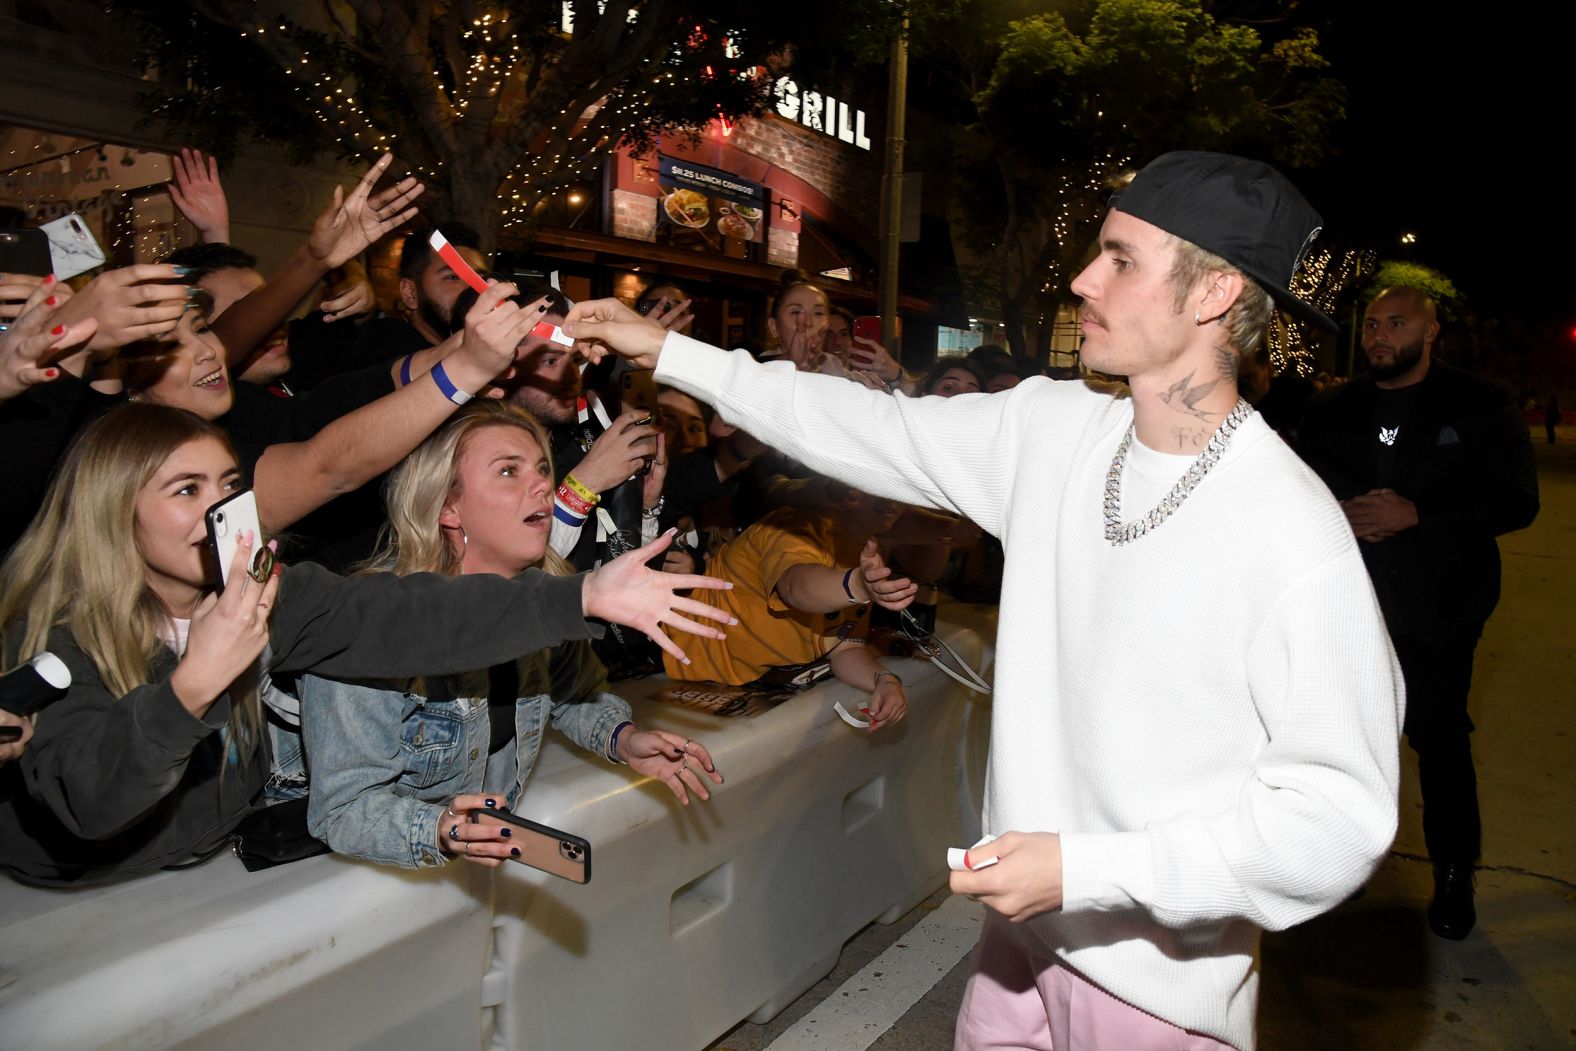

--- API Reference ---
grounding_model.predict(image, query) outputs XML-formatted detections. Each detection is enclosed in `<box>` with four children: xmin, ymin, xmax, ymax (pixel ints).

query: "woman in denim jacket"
<box><xmin>301</xmin><ymin>402</ymin><xmax>725</xmax><ymax>868</ymax></box>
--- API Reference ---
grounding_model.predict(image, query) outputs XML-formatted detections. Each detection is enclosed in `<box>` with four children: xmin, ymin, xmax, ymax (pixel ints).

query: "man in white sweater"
<box><xmin>564</xmin><ymin>152</ymin><xmax>1404</xmax><ymax>1051</ymax></box>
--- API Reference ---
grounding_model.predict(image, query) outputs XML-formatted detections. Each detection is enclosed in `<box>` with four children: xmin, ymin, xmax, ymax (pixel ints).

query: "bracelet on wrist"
<box><xmin>608</xmin><ymin>720</ymin><xmax>635</xmax><ymax>764</ymax></box>
<box><xmin>642</xmin><ymin>494</ymin><xmax>665</xmax><ymax>519</ymax></box>
<box><xmin>429</xmin><ymin>361</ymin><xmax>471</xmax><ymax>405</ymax></box>
<box><xmin>557</xmin><ymin>483</ymin><xmax>595</xmax><ymax>517</ymax></box>
<box><xmin>873</xmin><ymin>670</ymin><xmax>903</xmax><ymax>689</ymax></box>
<box><xmin>841</xmin><ymin>567</ymin><xmax>860</xmax><ymax>604</ymax></box>
<box><xmin>399</xmin><ymin>353</ymin><xmax>415</xmax><ymax>387</ymax></box>
<box><xmin>563</xmin><ymin>472</ymin><xmax>600</xmax><ymax>505</ymax></box>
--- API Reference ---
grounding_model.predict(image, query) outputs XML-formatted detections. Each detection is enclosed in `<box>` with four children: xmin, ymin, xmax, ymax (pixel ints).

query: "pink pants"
<box><xmin>954</xmin><ymin>912</ymin><xmax>1235</xmax><ymax>1050</ymax></box>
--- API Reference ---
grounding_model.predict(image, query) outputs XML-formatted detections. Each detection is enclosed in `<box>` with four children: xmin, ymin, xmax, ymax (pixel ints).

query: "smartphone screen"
<box><xmin>0</xmin><ymin>229</ymin><xmax>52</xmax><ymax>278</ymax></box>
<box><xmin>470</xmin><ymin>809</ymin><xmax>592</xmax><ymax>883</ymax></box>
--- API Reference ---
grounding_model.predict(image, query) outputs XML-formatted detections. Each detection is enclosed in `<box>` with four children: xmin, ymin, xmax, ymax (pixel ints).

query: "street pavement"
<box><xmin>714</xmin><ymin>429</ymin><xmax>1576</xmax><ymax>1051</ymax></box>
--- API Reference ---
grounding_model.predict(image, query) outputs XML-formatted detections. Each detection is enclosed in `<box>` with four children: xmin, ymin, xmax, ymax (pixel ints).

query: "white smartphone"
<box><xmin>38</xmin><ymin>213</ymin><xmax>107</xmax><ymax>280</ymax></box>
<box><xmin>204</xmin><ymin>489</ymin><xmax>271</xmax><ymax>588</ymax></box>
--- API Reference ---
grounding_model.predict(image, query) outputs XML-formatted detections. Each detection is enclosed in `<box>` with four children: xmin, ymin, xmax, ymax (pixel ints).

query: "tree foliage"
<box><xmin>114</xmin><ymin>0</ymin><xmax>908</xmax><ymax>249</ymax></box>
<box><xmin>913</xmin><ymin>0</ymin><xmax>1346</xmax><ymax>356</ymax></box>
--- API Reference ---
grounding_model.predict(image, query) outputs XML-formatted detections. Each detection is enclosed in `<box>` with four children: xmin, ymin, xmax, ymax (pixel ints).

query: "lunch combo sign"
<box><xmin>656</xmin><ymin>155</ymin><xmax>768</xmax><ymax>244</ymax></box>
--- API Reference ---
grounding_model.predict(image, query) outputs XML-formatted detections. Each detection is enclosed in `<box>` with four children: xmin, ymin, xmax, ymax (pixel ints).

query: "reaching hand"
<box><xmin>617</xmin><ymin>729</ymin><xmax>723</xmax><ymax>805</ymax></box>
<box><xmin>0</xmin><ymin>278</ymin><xmax>98</xmax><ymax>400</ymax></box>
<box><xmin>50</xmin><ymin>264</ymin><xmax>192</xmax><ymax>355</ymax></box>
<box><xmin>848</xmin><ymin>335</ymin><xmax>903</xmax><ymax>387</ymax></box>
<box><xmin>572</xmin><ymin>409</ymin><xmax>659</xmax><ymax>495</ymax></box>
<box><xmin>581</xmin><ymin>528</ymin><xmax>736</xmax><ymax>665</ymax></box>
<box><xmin>858</xmin><ymin>538</ymin><xmax>918</xmax><ymax>611</ymax></box>
<box><xmin>307</xmin><ymin>153</ymin><xmax>425</xmax><ymax>270</ymax></box>
<box><xmin>865</xmin><ymin>677</ymin><xmax>908</xmax><ymax>731</ymax></box>
<box><xmin>442</xmin><ymin>284</ymin><xmax>545</xmax><ymax>395</ymax></box>
<box><xmin>646</xmin><ymin>296</ymin><xmax>694</xmax><ymax>334</ymax></box>
<box><xmin>0</xmin><ymin>710</ymin><xmax>33</xmax><ymax>765</ymax></box>
<box><xmin>167</xmin><ymin>147</ymin><xmax>231</xmax><ymax>243</ymax></box>
<box><xmin>562</xmin><ymin>298</ymin><xmax>669</xmax><ymax>370</ymax></box>
<box><xmin>319</xmin><ymin>263</ymin><xmax>376</xmax><ymax>322</ymax></box>
<box><xmin>641</xmin><ymin>433</ymin><xmax>668</xmax><ymax>510</ymax></box>
<box><xmin>169</xmin><ymin>534</ymin><xmax>281</xmax><ymax>717</ymax></box>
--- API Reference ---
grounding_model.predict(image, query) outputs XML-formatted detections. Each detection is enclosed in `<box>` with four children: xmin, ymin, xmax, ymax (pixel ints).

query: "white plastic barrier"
<box><xmin>487</xmin><ymin>618</ymin><xmax>993</xmax><ymax>1051</ymax></box>
<box><xmin>0</xmin><ymin>851</ymin><xmax>493</xmax><ymax>1050</ymax></box>
<box><xmin>0</xmin><ymin>615</ymin><xmax>995</xmax><ymax>1051</ymax></box>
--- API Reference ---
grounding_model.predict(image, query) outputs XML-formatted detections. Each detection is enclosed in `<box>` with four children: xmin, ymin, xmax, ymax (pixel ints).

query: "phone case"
<box><xmin>470</xmin><ymin>809</ymin><xmax>592</xmax><ymax>883</ymax></box>
<box><xmin>620</xmin><ymin>369</ymin><xmax>659</xmax><ymax>413</ymax></box>
<box><xmin>0</xmin><ymin>228</ymin><xmax>53</xmax><ymax>278</ymax></box>
<box><xmin>853</xmin><ymin>317</ymin><xmax>883</xmax><ymax>343</ymax></box>
<box><xmin>205</xmin><ymin>489</ymin><xmax>263</xmax><ymax>587</ymax></box>
<box><xmin>38</xmin><ymin>214</ymin><xmax>106</xmax><ymax>280</ymax></box>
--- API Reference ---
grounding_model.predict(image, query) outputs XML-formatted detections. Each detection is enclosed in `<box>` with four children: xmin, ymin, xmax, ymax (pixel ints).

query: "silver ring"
<box><xmin>446</xmin><ymin>806</ymin><xmax>457</xmax><ymax>819</ymax></box>
<box><xmin>682</xmin><ymin>739</ymin><xmax>692</xmax><ymax>753</ymax></box>
<box><xmin>463</xmin><ymin>841</ymin><xmax>472</xmax><ymax>856</ymax></box>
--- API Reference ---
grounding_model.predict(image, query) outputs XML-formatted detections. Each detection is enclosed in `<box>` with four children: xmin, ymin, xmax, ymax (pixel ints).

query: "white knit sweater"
<box><xmin>657</xmin><ymin>333</ymin><xmax>1403</xmax><ymax>1051</ymax></box>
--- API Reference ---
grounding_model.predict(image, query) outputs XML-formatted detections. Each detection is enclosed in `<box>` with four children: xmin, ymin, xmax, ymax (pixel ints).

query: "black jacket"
<box><xmin>1297</xmin><ymin>362</ymin><xmax>1538</xmax><ymax>637</ymax></box>
<box><xmin>1</xmin><ymin>563</ymin><xmax>594</xmax><ymax>886</ymax></box>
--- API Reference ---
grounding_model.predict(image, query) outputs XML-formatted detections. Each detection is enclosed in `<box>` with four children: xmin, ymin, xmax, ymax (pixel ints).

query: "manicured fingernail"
<box><xmin>267</xmin><ymin>538</ymin><xmax>278</xmax><ymax>552</ymax></box>
<box><xmin>729</xmin><ymin>616</ymin><xmax>740</xmax><ymax>625</ymax></box>
<box><xmin>43</xmin><ymin>273</ymin><xmax>55</xmax><ymax>285</ymax></box>
<box><xmin>511</xmin><ymin>847</ymin><xmax>520</xmax><ymax>858</ymax></box>
<box><xmin>682</xmin><ymin>657</ymin><xmax>692</xmax><ymax>666</ymax></box>
<box><xmin>43</xmin><ymin>367</ymin><xmax>59</xmax><ymax>379</ymax></box>
<box><xmin>499</xmin><ymin>827</ymin><xmax>512</xmax><ymax>838</ymax></box>
<box><xmin>537</xmin><ymin>303</ymin><xmax>548</xmax><ymax>312</ymax></box>
<box><xmin>450</xmin><ymin>824</ymin><xmax>460</xmax><ymax>839</ymax></box>
<box><xmin>184</xmin><ymin>302</ymin><xmax>200</xmax><ymax>310</ymax></box>
<box><xmin>173</xmin><ymin>266</ymin><xmax>195</xmax><ymax>276</ymax></box>
<box><xmin>187</xmin><ymin>286</ymin><xmax>204</xmax><ymax>296</ymax></box>
<box><xmin>484</xmin><ymin>798</ymin><xmax>497</xmax><ymax>808</ymax></box>
<box><xmin>51</xmin><ymin>324</ymin><xmax>65</xmax><ymax>336</ymax></box>
<box><xmin>44</xmin><ymin>296</ymin><xmax>58</xmax><ymax>307</ymax></box>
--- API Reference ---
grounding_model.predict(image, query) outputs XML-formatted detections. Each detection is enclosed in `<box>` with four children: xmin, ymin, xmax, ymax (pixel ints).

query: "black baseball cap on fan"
<box><xmin>1111</xmin><ymin>151</ymin><xmax>1337</xmax><ymax>331</ymax></box>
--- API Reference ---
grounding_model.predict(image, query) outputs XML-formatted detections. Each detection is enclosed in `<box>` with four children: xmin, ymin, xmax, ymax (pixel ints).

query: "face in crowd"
<box><xmin>439</xmin><ymin>423</ymin><xmax>555</xmax><ymax>577</ymax></box>
<box><xmin>135</xmin><ymin>435</ymin><xmax>242</xmax><ymax>612</ymax></box>
<box><xmin>401</xmin><ymin>243</ymin><xmax>489</xmax><ymax>341</ymax></box>
<box><xmin>505</xmin><ymin>312</ymin><xmax>580</xmax><ymax>427</ymax></box>
<box><xmin>657</xmin><ymin>388</ymin><xmax>709</xmax><ymax>455</ymax></box>
<box><xmin>1361</xmin><ymin>288</ymin><xmax>1438</xmax><ymax>383</ymax></box>
<box><xmin>126</xmin><ymin>307</ymin><xmax>236</xmax><ymax>421</ymax></box>
<box><xmin>767</xmin><ymin>282</ymin><xmax>830</xmax><ymax>371</ymax></box>
<box><xmin>928</xmin><ymin>367</ymin><xmax>982</xmax><ymax>398</ymax></box>
<box><xmin>824</xmin><ymin>311</ymin><xmax>853</xmax><ymax>363</ymax></box>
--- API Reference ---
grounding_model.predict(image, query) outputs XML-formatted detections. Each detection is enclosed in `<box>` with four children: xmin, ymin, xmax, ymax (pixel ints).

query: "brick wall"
<box><xmin>612</xmin><ymin>189</ymin><xmax>658</xmax><ymax>242</ymax></box>
<box><xmin>731</xmin><ymin>117</ymin><xmax>881</xmax><ymax>237</ymax></box>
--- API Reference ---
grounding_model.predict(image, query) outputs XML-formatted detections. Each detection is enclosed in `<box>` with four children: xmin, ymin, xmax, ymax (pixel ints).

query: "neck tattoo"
<box><xmin>1103</xmin><ymin>398</ymin><xmax>1253</xmax><ymax>546</ymax></box>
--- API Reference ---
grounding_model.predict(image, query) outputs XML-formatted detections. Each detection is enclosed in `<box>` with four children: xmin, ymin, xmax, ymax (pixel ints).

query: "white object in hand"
<box><xmin>947</xmin><ymin>835</ymin><xmax>1000</xmax><ymax>872</ymax></box>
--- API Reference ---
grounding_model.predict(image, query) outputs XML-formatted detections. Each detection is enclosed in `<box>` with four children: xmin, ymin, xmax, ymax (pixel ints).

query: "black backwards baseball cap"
<box><xmin>1111</xmin><ymin>150</ymin><xmax>1337</xmax><ymax>331</ymax></box>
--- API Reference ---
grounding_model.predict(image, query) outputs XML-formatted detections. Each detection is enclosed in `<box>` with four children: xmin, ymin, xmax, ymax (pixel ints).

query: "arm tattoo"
<box><xmin>1156</xmin><ymin>370</ymin><xmax>1219</xmax><ymax>420</ymax></box>
<box><xmin>1214</xmin><ymin>345</ymin><xmax>1239</xmax><ymax>382</ymax></box>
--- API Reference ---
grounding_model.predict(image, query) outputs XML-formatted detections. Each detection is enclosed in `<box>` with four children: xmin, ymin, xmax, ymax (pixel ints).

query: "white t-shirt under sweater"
<box><xmin>656</xmin><ymin>333</ymin><xmax>1404</xmax><ymax>1051</ymax></box>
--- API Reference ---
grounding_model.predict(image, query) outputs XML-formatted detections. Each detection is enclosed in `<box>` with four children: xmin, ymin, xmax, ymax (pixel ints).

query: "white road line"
<box><xmin>762</xmin><ymin>895</ymin><xmax>983</xmax><ymax>1051</ymax></box>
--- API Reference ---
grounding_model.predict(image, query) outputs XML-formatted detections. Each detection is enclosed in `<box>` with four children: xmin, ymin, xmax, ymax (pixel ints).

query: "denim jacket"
<box><xmin>299</xmin><ymin>638</ymin><xmax>630</xmax><ymax>869</ymax></box>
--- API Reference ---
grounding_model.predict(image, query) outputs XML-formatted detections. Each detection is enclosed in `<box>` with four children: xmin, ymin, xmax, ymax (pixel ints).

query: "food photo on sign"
<box><xmin>655</xmin><ymin>154</ymin><xmax>765</xmax><ymax>252</ymax></box>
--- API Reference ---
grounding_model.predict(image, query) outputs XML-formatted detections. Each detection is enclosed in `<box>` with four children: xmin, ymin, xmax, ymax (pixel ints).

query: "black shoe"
<box><xmin>1428</xmin><ymin>862</ymin><xmax>1476</xmax><ymax>940</ymax></box>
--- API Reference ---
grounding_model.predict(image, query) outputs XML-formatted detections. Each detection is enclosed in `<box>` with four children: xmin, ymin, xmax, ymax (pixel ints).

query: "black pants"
<box><xmin>1393</xmin><ymin>633</ymin><xmax>1481</xmax><ymax>863</ymax></box>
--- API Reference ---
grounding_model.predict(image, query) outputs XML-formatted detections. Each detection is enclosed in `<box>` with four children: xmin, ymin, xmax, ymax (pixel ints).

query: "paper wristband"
<box><xmin>834</xmin><ymin>701</ymin><xmax>872</xmax><ymax>729</ymax></box>
<box><xmin>428</xmin><ymin>230</ymin><xmax>489</xmax><ymax>294</ymax></box>
<box><xmin>532</xmin><ymin>320</ymin><xmax>575</xmax><ymax>348</ymax></box>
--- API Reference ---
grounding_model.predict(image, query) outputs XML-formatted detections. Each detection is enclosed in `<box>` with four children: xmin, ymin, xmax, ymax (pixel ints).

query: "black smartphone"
<box><xmin>0</xmin><ymin>726</ymin><xmax>22</xmax><ymax>742</ymax></box>
<box><xmin>0</xmin><ymin>228</ymin><xmax>52</xmax><ymax>277</ymax></box>
<box><xmin>469</xmin><ymin>809</ymin><xmax>592</xmax><ymax>884</ymax></box>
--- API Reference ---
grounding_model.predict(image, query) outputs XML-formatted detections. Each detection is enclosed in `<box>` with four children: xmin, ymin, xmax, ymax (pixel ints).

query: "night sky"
<box><xmin>1299</xmin><ymin>2</ymin><xmax>1572</xmax><ymax>326</ymax></box>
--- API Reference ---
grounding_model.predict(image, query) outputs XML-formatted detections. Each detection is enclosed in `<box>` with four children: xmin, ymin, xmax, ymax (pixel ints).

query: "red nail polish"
<box><xmin>43</xmin><ymin>274</ymin><xmax>55</xmax><ymax>285</ymax></box>
<box><xmin>43</xmin><ymin>368</ymin><xmax>58</xmax><ymax>379</ymax></box>
<box><xmin>44</xmin><ymin>296</ymin><xmax>58</xmax><ymax>307</ymax></box>
<box><xmin>50</xmin><ymin>324</ymin><xmax>65</xmax><ymax>336</ymax></box>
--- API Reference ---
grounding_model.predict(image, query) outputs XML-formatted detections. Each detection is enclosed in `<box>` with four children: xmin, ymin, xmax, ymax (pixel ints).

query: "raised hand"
<box><xmin>319</xmin><ymin>262</ymin><xmax>376</xmax><ymax>322</ymax></box>
<box><xmin>572</xmin><ymin>409</ymin><xmax>659</xmax><ymax>494</ymax></box>
<box><xmin>167</xmin><ymin>147</ymin><xmax>231</xmax><ymax>243</ymax></box>
<box><xmin>581</xmin><ymin>528</ymin><xmax>736</xmax><ymax>665</ymax></box>
<box><xmin>0</xmin><ymin>277</ymin><xmax>98</xmax><ymax>400</ymax></box>
<box><xmin>617</xmin><ymin>729</ymin><xmax>723</xmax><ymax>805</ymax></box>
<box><xmin>646</xmin><ymin>296</ymin><xmax>694</xmax><ymax>334</ymax></box>
<box><xmin>50</xmin><ymin>264</ymin><xmax>193</xmax><ymax>355</ymax></box>
<box><xmin>441</xmin><ymin>284</ymin><xmax>546</xmax><ymax>395</ymax></box>
<box><xmin>847</xmin><ymin>335</ymin><xmax>903</xmax><ymax>388</ymax></box>
<box><xmin>307</xmin><ymin>153</ymin><xmax>425</xmax><ymax>269</ymax></box>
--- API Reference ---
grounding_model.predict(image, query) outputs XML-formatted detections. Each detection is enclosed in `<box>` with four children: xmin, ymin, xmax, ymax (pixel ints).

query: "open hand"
<box><xmin>167</xmin><ymin>147</ymin><xmax>231</xmax><ymax>243</ymax></box>
<box><xmin>51</xmin><ymin>264</ymin><xmax>192</xmax><ymax>354</ymax></box>
<box><xmin>581</xmin><ymin>528</ymin><xmax>736</xmax><ymax>665</ymax></box>
<box><xmin>618</xmin><ymin>729</ymin><xmax>723</xmax><ymax>805</ymax></box>
<box><xmin>1</xmin><ymin>278</ymin><xmax>97</xmax><ymax>399</ymax></box>
<box><xmin>307</xmin><ymin>153</ymin><xmax>425</xmax><ymax>269</ymax></box>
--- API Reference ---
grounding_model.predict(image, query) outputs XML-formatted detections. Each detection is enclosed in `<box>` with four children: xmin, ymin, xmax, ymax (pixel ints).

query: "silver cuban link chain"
<box><xmin>1103</xmin><ymin>398</ymin><xmax>1254</xmax><ymax>546</ymax></box>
